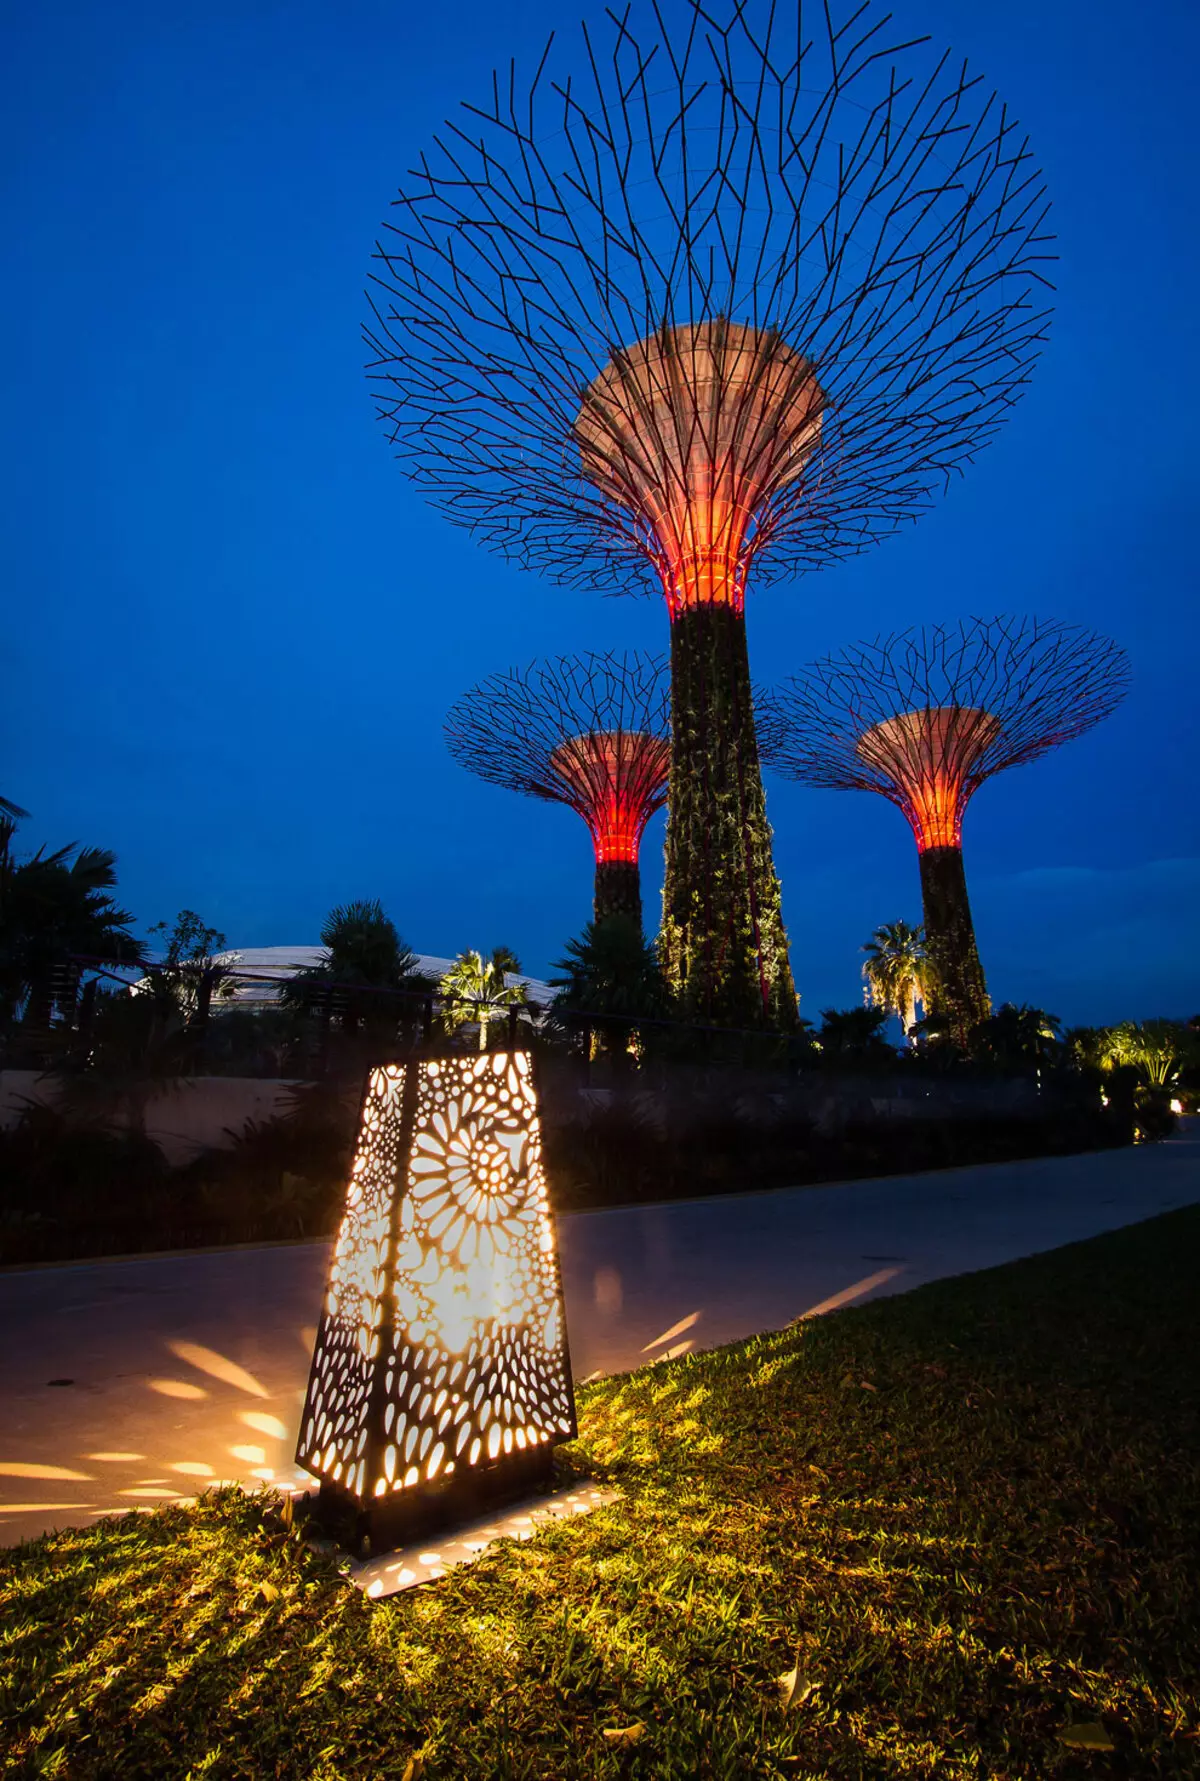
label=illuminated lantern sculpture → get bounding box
[297,1050,576,1546]
[760,619,1130,1046]
[365,0,1053,1028]
[444,651,670,931]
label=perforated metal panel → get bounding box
[296,1052,575,1508]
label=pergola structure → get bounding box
[366,0,1054,1027]
[445,652,670,930]
[760,618,1130,1044]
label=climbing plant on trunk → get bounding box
[660,605,796,1028]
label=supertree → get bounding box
[760,618,1130,1045]
[445,651,670,931]
[365,0,1053,1028]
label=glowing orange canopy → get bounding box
[857,707,1002,851]
[548,729,671,864]
[575,320,824,619]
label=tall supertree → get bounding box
[445,651,670,931]
[760,619,1130,1045]
[365,0,1053,1028]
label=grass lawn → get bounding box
[3,1207,1198,1779]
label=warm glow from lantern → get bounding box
[549,730,671,863]
[297,1052,574,1511]
[856,707,1002,851]
[575,320,824,619]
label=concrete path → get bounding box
[2,1139,1197,1548]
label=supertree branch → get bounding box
[365,0,1053,595]
[760,617,1129,1043]
[760,617,1130,830]
[444,651,670,928]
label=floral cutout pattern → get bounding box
[297,1052,574,1504]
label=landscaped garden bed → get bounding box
[3,1206,1197,1777]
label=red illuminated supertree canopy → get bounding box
[445,652,670,931]
[366,0,1053,1028]
[760,619,1130,1045]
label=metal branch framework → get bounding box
[762,617,1130,839]
[761,617,1129,1042]
[367,0,1054,1028]
[366,0,1053,594]
[445,651,670,927]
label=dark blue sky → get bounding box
[2,0,1197,1025]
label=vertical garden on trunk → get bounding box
[661,603,795,1027]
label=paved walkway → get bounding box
[2,1139,1197,1547]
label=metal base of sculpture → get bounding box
[316,1444,557,1554]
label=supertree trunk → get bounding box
[594,859,642,928]
[918,844,990,1047]
[660,605,796,1029]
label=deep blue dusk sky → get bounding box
[1,0,1197,1025]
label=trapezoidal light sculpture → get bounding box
[365,0,1054,1030]
[297,1050,575,1547]
[444,651,670,930]
[760,619,1129,1046]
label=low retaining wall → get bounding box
[0,1059,1095,1167]
[0,1072,301,1165]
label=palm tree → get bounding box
[861,920,929,1041]
[440,949,526,1050]
[0,819,145,1033]
[551,916,671,1017]
[1066,1025,1108,1072]
[280,899,428,1044]
[318,900,419,986]
[970,1003,1062,1071]
[1102,1019,1195,1089]
[815,1005,895,1065]
[1,794,29,821]
[281,904,425,1018]
[550,915,674,1064]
